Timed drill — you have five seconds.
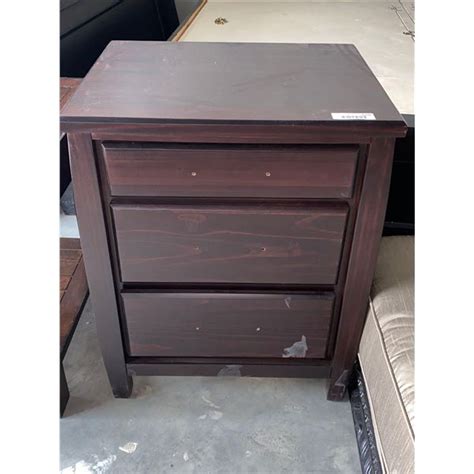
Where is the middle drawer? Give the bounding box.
[112,204,348,285]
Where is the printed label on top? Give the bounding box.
[331,113,376,120]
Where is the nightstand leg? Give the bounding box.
[109,374,133,398]
[327,368,352,401]
[69,133,132,400]
[328,138,396,401]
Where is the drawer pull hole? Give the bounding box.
[265,171,271,177]
[256,327,261,332]
[196,327,200,331]
[191,171,197,177]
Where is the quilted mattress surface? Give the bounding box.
[359,235,414,473]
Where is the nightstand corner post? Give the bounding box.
[68,132,133,399]
[328,137,396,401]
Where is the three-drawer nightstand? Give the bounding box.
[61,41,406,400]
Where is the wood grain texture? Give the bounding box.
[60,238,89,357]
[113,204,348,285]
[102,143,358,199]
[123,292,334,358]
[68,133,132,398]
[328,138,396,401]
[61,42,406,133]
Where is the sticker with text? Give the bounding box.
[331,113,376,120]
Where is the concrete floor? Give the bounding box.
[61,300,361,473]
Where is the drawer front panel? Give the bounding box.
[123,292,334,358]
[102,143,358,198]
[113,204,348,285]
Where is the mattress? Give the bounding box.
[359,236,414,473]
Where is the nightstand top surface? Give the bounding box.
[61,41,405,128]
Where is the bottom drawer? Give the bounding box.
[123,292,334,359]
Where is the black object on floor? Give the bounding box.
[349,360,383,474]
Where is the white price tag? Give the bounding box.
[331,113,376,120]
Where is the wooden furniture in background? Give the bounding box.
[60,238,88,416]
[61,78,82,196]
[61,41,406,400]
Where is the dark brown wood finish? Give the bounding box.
[123,292,334,358]
[102,143,358,198]
[61,42,406,400]
[113,204,348,285]
[61,42,406,126]
[68,133,132,398]
[328,138,396,400]
[69,122,404,143]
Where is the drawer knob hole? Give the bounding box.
[191,171,197,177]
[265,171,271,177]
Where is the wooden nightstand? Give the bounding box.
[61,41,406,400]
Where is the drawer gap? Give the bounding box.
[121,283,335,293]
[110,196,353,205]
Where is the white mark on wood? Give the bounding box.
[282,336,308,358]
[245,450,252,457]
[183,452,190,462]
[119,442,138,454]
[284,297,292,309]
[256,327,261,332]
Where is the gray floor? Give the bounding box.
[61,300,361,473]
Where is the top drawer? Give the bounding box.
[101,143,358,199]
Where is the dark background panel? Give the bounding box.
[60,0,179,77]
[384,114,414,235]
